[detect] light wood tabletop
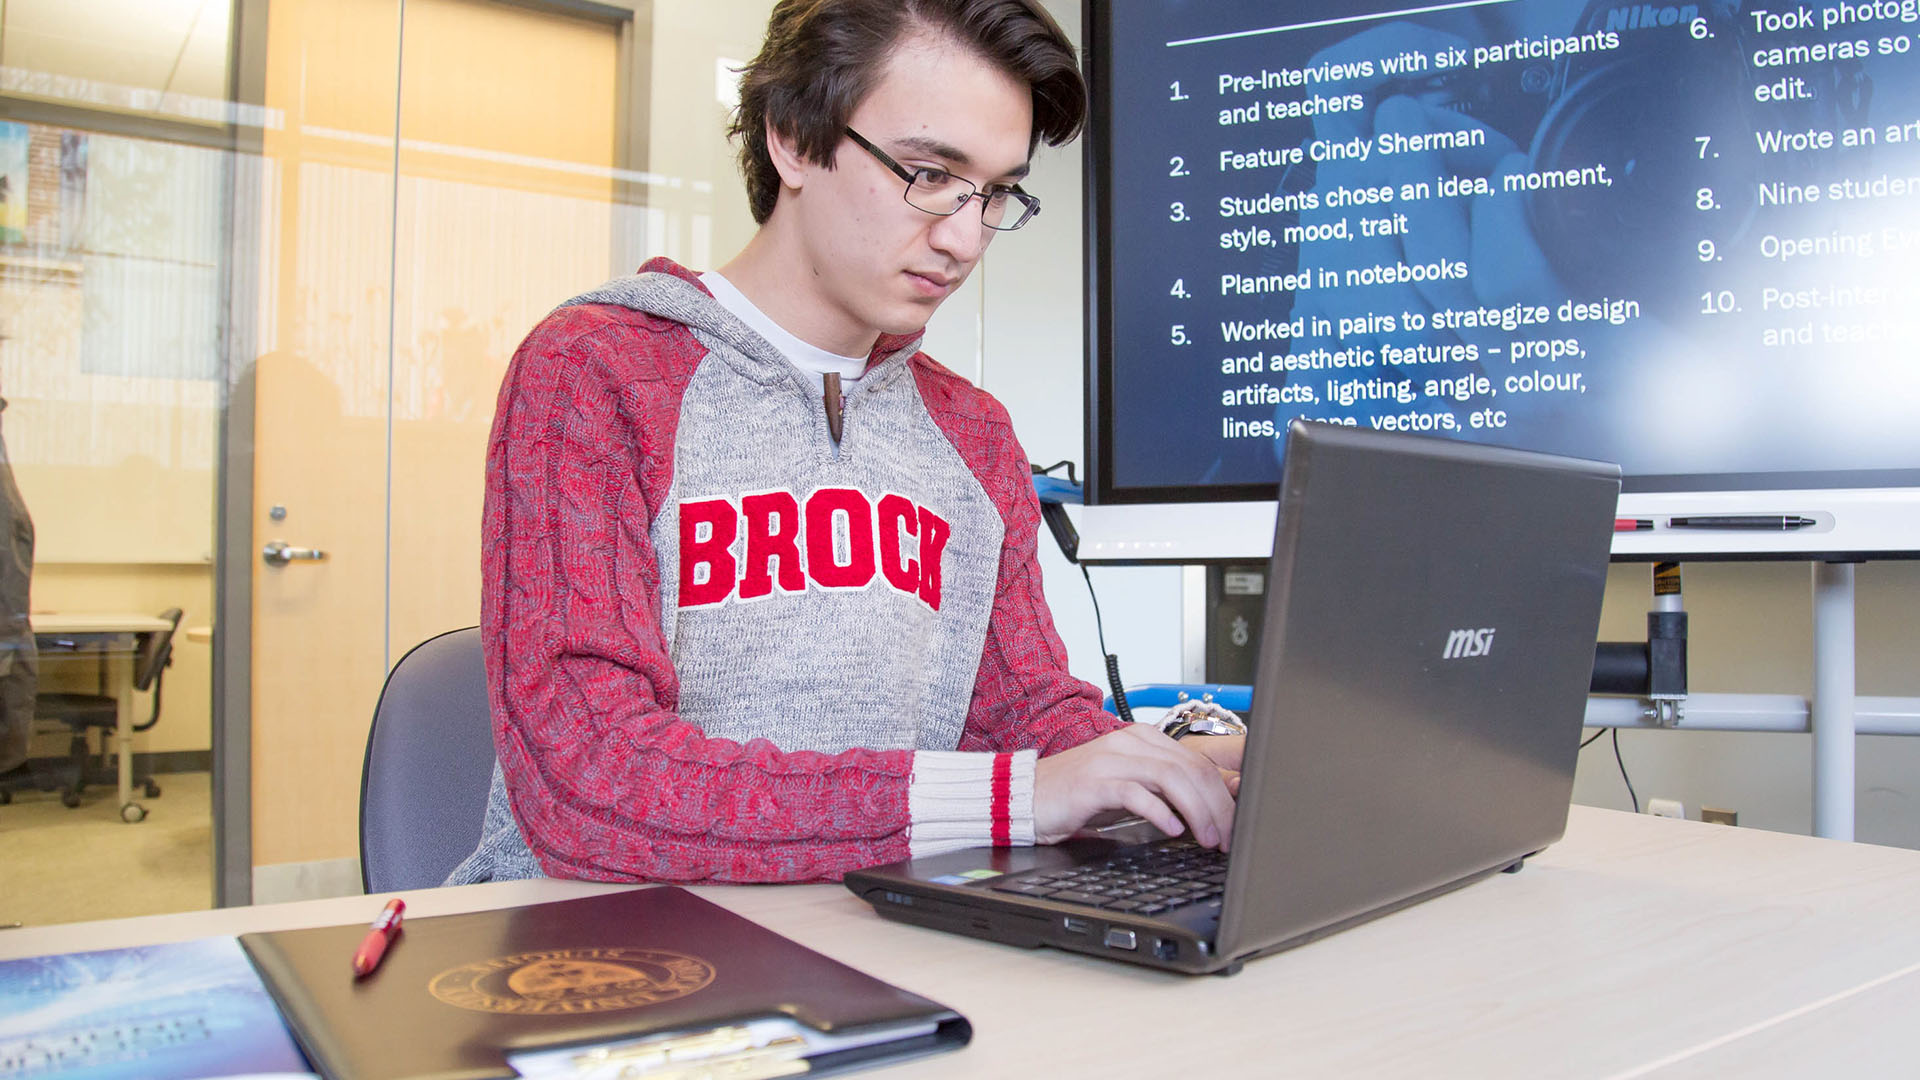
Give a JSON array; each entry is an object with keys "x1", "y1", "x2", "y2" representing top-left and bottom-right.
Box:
[{"x1": 5, "y1": 805, "x2": 1919, "y2": 1078}]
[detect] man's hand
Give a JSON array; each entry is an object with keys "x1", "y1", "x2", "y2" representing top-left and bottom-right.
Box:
[
  {"x1": 1185, "y1": 733, "x2": 1244, "y2": 798},
  {"x1": 1034, "y1": 725, "x2": 1238, "y2": 849}
]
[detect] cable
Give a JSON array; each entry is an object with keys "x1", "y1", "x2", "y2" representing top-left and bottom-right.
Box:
[
  {"x1": 1032, "y1": 460, "x2": 1079, "y2": 484},
  {"x1": 1080, "y1": 564, "x2": 1111, "y2": 656},
  {"x1": 1105, "y1": 655, "x2": 1134, "y2": 724},
  {"x1": 1036, "y1": 458, "x2": 1129, "y2": 721},
  {"x1": 1081, "y1": 563, "x2": 1134, "y2": 723},
  {"x1": 1611, "y1": 728, "x2": 1639, "y2": 814},
  {"x1": 1577, "y1": 727, "x2": 1639, "y2": 812}
]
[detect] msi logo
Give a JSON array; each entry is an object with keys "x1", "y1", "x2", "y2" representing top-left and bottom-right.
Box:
[{"x1": 1442, "y1": 628, "x2": 1497, "y2": 660}]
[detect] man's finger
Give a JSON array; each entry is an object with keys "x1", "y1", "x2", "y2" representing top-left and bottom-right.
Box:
[
  {"x1": 1117, "y1": 783, "x2": 1182, "y2": 839},
  {"x1": 1140, "y1": 753, "x2": 1234, "y2": 850},
  {"x1": 1151, "y1": 738, "x2": 1239, "y2": 847},
  {"x1": 1109, "y1": 753, "x2": 1208, "y2": 844}
]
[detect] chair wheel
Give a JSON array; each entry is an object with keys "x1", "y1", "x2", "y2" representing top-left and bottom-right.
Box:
[
  {"x1": 61, "y1": 790, "x2": 81, "y2": 808},
  {"x1": 121, "y1": 802, "x2": 147, "y2": 823},
  {"x1": 144, "y1": 780, "x2": 162, "y2": 798}
]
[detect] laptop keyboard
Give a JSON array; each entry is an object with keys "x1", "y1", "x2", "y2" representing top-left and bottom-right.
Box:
[{"x1": 988, "y1": 840, "x2": 1229, "y2": 915}]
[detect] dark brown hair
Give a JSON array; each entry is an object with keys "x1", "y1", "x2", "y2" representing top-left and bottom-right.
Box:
[{"x1": 729, "y1": 0, "x2": 1086, "y2": 224}]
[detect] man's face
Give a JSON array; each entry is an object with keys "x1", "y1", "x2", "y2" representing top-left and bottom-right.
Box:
[{"x1": 774, "y1": 28, "x2": 1033, "y2": 353}]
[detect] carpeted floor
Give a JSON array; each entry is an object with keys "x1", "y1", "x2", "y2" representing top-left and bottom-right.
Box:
[{"x1": 0, "y1": 770, "x2": 214, "y2": 929}]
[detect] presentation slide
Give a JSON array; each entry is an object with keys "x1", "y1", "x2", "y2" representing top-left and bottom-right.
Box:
[{"x1": 1095, "y1": 0, "x2": 1920, "y2": 499}]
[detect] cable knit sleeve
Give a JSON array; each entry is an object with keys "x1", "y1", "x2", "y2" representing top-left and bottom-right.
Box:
[
  {"x1": 911, "y1": 361, "x2": 1129, "y2": 759},
  {"x1": 485, "y1": 308, "x2": 950, "y2": 883}
]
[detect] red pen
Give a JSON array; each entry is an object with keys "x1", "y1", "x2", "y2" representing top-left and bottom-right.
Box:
[
  {"x1": 352, "y1": 897, "x2": 405, "y2": 978},
  {"x1": 1614, "y1": 518, "x2": 1654, "y2": 532}
]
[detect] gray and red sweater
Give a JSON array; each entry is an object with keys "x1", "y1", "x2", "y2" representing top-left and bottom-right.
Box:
[{"x1": 449, "y1": 259, "x2": 1122, "y2": 884}]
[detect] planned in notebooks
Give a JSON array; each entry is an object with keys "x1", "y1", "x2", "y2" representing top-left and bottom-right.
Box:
[{"x1": 847, "y1": 421, "x2": 1621, "y2": 974}]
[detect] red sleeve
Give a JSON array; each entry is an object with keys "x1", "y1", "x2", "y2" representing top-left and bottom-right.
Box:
[
  {"x1": 911, "y1": 362, "x2": 1128, "y2": 757},
  {"x1": 483, "y1": 307, "x2": 918, "y2": 883}
]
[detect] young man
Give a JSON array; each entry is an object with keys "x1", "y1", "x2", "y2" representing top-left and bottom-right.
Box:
[{"x1": 450, "y1": 0, "x2": 1241, "y2": 885}]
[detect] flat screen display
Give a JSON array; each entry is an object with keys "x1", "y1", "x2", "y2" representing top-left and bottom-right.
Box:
[{"x1": 1084, "y1": 0, "x2": 1920, "y2": 558}]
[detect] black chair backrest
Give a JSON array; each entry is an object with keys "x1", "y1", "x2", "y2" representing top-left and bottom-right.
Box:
[
  {"x1": 359, "y1": 627, "x2": 496, "y2": 893},
  {"x1": 133, "y1": 608, "x2": 183, "y2": 692}
]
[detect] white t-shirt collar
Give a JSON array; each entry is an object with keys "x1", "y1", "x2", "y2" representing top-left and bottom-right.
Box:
[{"x1": 700, "y1": 271, "x2": 869, "y2": 389}]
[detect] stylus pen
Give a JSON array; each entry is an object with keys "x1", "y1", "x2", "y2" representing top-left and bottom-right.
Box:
[{"x1": 1667, "y1": 516, "x2": 1816, "y2": 529}]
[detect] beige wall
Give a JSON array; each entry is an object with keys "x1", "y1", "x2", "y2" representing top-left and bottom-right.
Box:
[{"x1": 644, "y1": 0, "x2": 774, "y2": 272}]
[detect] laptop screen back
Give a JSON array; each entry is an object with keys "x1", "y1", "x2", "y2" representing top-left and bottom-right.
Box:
[{"x1": 1216, "y1": 422, "x2": 1620, "y2": 959}]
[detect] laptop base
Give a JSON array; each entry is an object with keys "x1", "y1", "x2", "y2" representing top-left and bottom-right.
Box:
[
  {"x1": 852, "y1": 848, "x2": 1533, "y2": 977},
  {"x1": 851, "y1": 881, "x2": 1226, "y2": 975},
  {"x1": 847, "y1": 424, "x2": 1621, "y2": 976}
]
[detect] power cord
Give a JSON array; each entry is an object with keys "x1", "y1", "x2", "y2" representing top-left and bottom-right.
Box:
[
  {"x1": 1611, "y1": 728, "x2": 1639, "y2": 814},
  {"x1": 1079, "y1": 563, "x2": 1134, "y2": 723},
  {"x1": 1577, "y1": 727, "x2": 1639, "y2": 813},
  {"x1": 1030, "y1": 460, "x2": 1136, "y2": 723}
]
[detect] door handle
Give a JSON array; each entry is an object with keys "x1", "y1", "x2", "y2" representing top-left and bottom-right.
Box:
[{"x1": 262, "y1": 540, "x2": 327, "y2": 567}]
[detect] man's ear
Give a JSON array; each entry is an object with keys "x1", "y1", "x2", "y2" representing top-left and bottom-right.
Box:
[{"x1": 765, "y1": 118, "x2": 815, "y2": 192}]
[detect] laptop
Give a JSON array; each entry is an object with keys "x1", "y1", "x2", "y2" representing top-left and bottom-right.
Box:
[{"x1": 845, "y1": 421, "x2": 1622, "y2": 975}]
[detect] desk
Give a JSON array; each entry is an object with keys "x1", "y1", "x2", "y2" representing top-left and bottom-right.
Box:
[
  {"x1": 29, "y1": 612, "x2": 174, "y2": 822},
  {"x1": 4, "y1": 807, "x2": 1920, "y2": 1077}
]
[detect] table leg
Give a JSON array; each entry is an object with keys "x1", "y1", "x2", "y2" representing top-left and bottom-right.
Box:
[{"x1": 114, "y1": 653, "x2": 136, "y2": 819}]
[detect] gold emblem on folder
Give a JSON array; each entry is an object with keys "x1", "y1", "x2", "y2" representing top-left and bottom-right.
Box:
[{"x1": 429, "y1": 947, "x2": 716, "y2": 1014}]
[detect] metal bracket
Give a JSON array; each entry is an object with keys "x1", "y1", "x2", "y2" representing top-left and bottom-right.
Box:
[{"x1": 1648, "y1": 697, "x2": 1685, "y2": 728}]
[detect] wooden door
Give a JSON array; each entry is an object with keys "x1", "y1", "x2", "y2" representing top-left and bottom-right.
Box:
[{"x1": 248, "y1": 0, "x2": 618, "y2": 890}]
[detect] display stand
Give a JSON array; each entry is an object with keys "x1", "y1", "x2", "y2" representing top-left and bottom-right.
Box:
[
  {"x1": 1182, "y1": 563, "x2": 1920, "y2": 842},
  {"x1": 1812, "y1": 563, "x2": 1856, "y2": 841}
]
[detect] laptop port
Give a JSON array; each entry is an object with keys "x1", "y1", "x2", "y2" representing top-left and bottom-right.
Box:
[
  {"x1": 1062, "y1": 916, "x2": 1091, "y2": 935},
  {"x1": 1103, "y1": 928, "x2": 1138, "y2": 950},
  {"x1": 1153, "y1": 938, "x2": 1179, "y2": 962}
]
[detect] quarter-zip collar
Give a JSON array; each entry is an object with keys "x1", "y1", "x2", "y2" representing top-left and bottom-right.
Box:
[{"x1": 563, "y1": 258, "x2": 926, "y2": 406}]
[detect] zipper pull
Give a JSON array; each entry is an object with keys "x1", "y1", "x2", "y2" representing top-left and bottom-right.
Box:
[{"x1": 823, "y1": 371, "x2": 844, "y2": 444}]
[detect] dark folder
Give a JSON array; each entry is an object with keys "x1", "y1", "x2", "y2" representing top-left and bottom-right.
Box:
[{"x1": 238, "y1": 885, "x2": 969, "y2": 1080}]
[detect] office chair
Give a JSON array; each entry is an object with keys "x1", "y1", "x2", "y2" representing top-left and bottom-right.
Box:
[
  {"x1": 359, "y1": 626, "x2": 496, "y2": 893},
  {"x1": 22, "y1": 608, "x2": 181, "y2": 819}
]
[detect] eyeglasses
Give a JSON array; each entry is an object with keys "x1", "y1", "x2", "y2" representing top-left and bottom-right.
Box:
[{"x1": 843, "y1": 127, "x2": 1041, "y2": 232}]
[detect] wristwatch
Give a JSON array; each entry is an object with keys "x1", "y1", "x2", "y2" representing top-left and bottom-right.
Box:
[{"x1": 1160, "y1": 709, "x2": 1247, "y2": 740}]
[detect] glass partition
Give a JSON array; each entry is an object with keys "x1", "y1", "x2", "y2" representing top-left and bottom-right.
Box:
[
  {"x1": 0, "y1": 0, "x2": 778, "y2": 921},
  {"x1": 0, "y1": 1, "x2": 233, "y2": 921}
]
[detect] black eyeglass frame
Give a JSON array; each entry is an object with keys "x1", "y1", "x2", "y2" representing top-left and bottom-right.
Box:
[{"x1": 842, "y1": 126, "x2": 1041, "y2": 232}]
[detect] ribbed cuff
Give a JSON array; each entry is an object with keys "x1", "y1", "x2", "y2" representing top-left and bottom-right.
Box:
[{"x1": 906, "y1": 749, "x2": 1037, "y2": 858}]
